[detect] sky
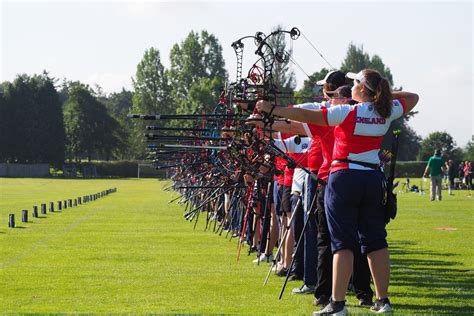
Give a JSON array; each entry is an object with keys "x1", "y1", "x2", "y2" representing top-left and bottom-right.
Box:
[{"x1": 1, "y1": 0, "x2": 473, "y2": 147}]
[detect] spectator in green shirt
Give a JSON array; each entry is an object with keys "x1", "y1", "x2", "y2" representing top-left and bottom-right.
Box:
[{"x1": 423, "y1": 149, "x2": 445, "y2": 201}]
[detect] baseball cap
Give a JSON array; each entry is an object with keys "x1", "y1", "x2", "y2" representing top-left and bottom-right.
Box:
[
  {"x1": 316, "y1": 70, "x2": 346, "y2": 87},
  {"x1": 346, "y1": 71, "x2": 376, "y2": 92}
]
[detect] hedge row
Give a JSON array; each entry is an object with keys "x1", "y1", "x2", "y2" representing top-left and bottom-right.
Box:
[
  {"x1": 26, "y1": 160, "x2": 432, "y2": 179},
  {"x1": 59, "y1": 161, "x2": 166, "y2": 178},
  {"x1": 392, "y1": 161, "x2": 428, "y2": 178},
  {"x1": 71, "y1": 160, "x2": 429, "y2": 178}
]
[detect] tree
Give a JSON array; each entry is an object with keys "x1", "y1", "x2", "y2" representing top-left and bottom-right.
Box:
[
  {"x1": 0, "y1": 86, "x2": 7, "y2": 162},
  {"x1": 104, "y1": 89, "x2": 135, "y2": 159},
  {"x1": 463, "y1": 141, "x2": 474, "y2": 162},
  {"x1": 131, "y1": 48, "x2": 174, "y2": 158},
  {"x1": 33, "y1": 72, "x2": 66, "y2": 165},
  {"x1": 63, "y1": 83, "x2": 121, "y2": 161},
  {"x1": 266, "y1": 25, "x2": 296, "y2": 106},
  {"x1": 105, "y1": 88, "x2": 134, "y2": 119},
  {"x1": 339, "y1": 43, "x2": 420, "y2": 160},
  {"x1": 0, "y1": 72, "x2": 65, "y2": 165},
  {"x1": 340, "y1": 43, "x2": 393, "y2": 85},
  {"x1": 417, "y1": 131, "x2": 458, "y2": 161},
  {"x1": 177, "y1": 77, "x2": 222, "y2": 115},
  {"x1": 168, "y1": 30, "x2": 227, "y2": 115},
  {"x1": 132, "y1": 47, "x2": 173, "y2": 115}
]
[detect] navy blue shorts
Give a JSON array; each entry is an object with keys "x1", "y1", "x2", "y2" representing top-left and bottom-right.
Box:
[
  {"x1": 325, "y1": 169, "x2": 388, "y2": 254},
  {"x1": 281, "y1": 185, "x2": 292, "y2": 214},
  {"x1": 274, "y1": 182, "x2": 283, "y2": 216}
]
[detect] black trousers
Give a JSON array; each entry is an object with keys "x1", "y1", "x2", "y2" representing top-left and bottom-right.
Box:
[
  {"x1": 314, "y1": 183, "x2": 332, "y2": 299},
  {"x1": 258, "y1": 180, "x2": 273, "y2": 254},
  {"x1": 291, "y1": 194, "x2": 305, "y2": 278}
]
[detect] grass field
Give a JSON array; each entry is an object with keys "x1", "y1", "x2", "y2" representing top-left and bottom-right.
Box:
[{"x1": 0, "y1": 178, "x2": 473, "y2": 315}]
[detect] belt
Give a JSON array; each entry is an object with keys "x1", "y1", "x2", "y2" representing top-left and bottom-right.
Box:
[{"x1": 332, "y1": 159, "x2": 380, "y2": 170}]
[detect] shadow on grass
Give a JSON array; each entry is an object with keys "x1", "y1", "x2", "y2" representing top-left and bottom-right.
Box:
[{"x1": 390, "y1": 240, "x2": 474, "y2": 315}]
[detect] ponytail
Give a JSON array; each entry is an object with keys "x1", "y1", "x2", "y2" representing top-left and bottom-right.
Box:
[
  {"x1": 363, "y1": 70, "x2": 393, "y2": 119},
  {"x1": 373, "y1": 78, "x2": 392, "y2": 118}
]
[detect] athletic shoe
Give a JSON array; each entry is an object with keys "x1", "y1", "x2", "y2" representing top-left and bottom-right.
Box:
[
  {"x1": 270, "y1": 262, "x2": 283, "y2": 272},
  {"x1": 275, "y1": 267, "x2": 289, "y2": 277},
  {"x1": 358, "y1": 294, "x2": 373, "y2": 306},
  {"x1": 248, "y1": 246, "x2": 258, "y2": 254},
  {"x1": 313, "y1": 300, "x2": 347, "y2": 315},
  {"x1": 288, "y1": 273, "x2": 303, "y2": 281},
  {"x1": 313, "y1": 294, "x2": 330, "y2": 306},
  {"x1": 252, "y1": 253, "x2": 273, "y2": 263},
  {"x1": 370, "y1": 298, "x2": 393, "y2": 313},
  {"x1": 292, "y1": 284, "x2": 316, "y2": 294}
]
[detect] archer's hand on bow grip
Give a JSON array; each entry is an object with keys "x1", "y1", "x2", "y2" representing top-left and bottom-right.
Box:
[
  {"x1": 245, "y1": 113, "x2": 264, "y2": 129},
  {"x1": 255, "y1": 100, "x2": 273, "y2": 113}
]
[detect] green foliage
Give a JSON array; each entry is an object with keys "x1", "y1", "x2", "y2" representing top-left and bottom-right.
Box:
[
  {"x1": 176, "y1": 77, "x2": 222, "y2": 117},
  {"x1": 463, "y1": 141, "x2": 474, "y2": 161},
  {"x1": 387, "y1": 120, "x2": 422, "y2": 161},
  {"x1": 105, "y1": 88, "x2": 133, "y2": 119},
  {"x1": 67, "y1": 161, "x2": 164, "y2": 178},
  {"x1": 168, "y1": 30, "x2": 227, "y2": 115},
  {"x1": 0, "y1": 72, "x2": 65, "y2": 165},
  {"x1": 132, "y1": 47, "x2": 173, "y2": 115},
  {"x1": 295, "y1": 68, "x2": 330, "y2": 100},
  {"x1": 131, "y1": 48, "x2": 174, "y2": 158},
  {"x1": 63, "y1": 83, "x2": 122, "y2": 161},
  {"x1": 417, "y1": 131, "x2": 459, "y2": 161},
  {"x1": 340, "y1": 43, "x2": 393, "y2": 85},
  {"x1": 0, "y1": 178, "x2": 472, "y2": 314},
  {"x1": 104, "y1": 89, "x2": 136, "y2": 159},
  {"x1": 394, "y1": 161, "x2": 427, "y2": 177}
]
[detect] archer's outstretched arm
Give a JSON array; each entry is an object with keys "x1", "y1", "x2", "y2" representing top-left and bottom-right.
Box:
[{"x1": 256, "y1": 100, "x2": 327, "y2": 126}]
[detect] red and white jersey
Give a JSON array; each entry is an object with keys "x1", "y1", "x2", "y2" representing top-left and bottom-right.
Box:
[
  {"x1": 323, "y1": 99, "x2": 407, "y2": 172},
  {"x1": 295, "y1": 102, "x2": 326, "y2": 172},
  {"x1": 303, "y1": 117, "x2": 335, "y2": 182},
  {"x1": 273, "y1": 136, "x2": 312, "y2": 169},
  {"x1": 273, "y1": 132, "x2": 291, "y2": 185},
  {"x1": 273, "y1": 136, "x2": 312, "y2": 193},
  {"x1": 306, "y1": 138, "x2": 323, "y2": 172}
]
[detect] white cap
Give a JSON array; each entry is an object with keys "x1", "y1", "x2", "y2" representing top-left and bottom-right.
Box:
[{"x1": 346, "y1": 71, "x2": 375, "y2": 92}]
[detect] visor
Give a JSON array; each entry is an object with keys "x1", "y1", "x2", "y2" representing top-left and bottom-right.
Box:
[
  {"x1": 346, "y1": 71, "x2": 375, "y2": 92},
  {"x1": 316, "y1": 70, "x2": 346, "y2": 86}
]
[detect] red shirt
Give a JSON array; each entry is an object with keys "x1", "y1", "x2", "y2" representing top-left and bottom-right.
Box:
[
  {"x1": 306, "y1": 138, "x2": 323, "y2": 172},
  {"x1": 273, "y1": 132, "x2": 292, "y2": 185},
  {"x1": 304, "y1": 122, "x2": 334, "y2": 182}
]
